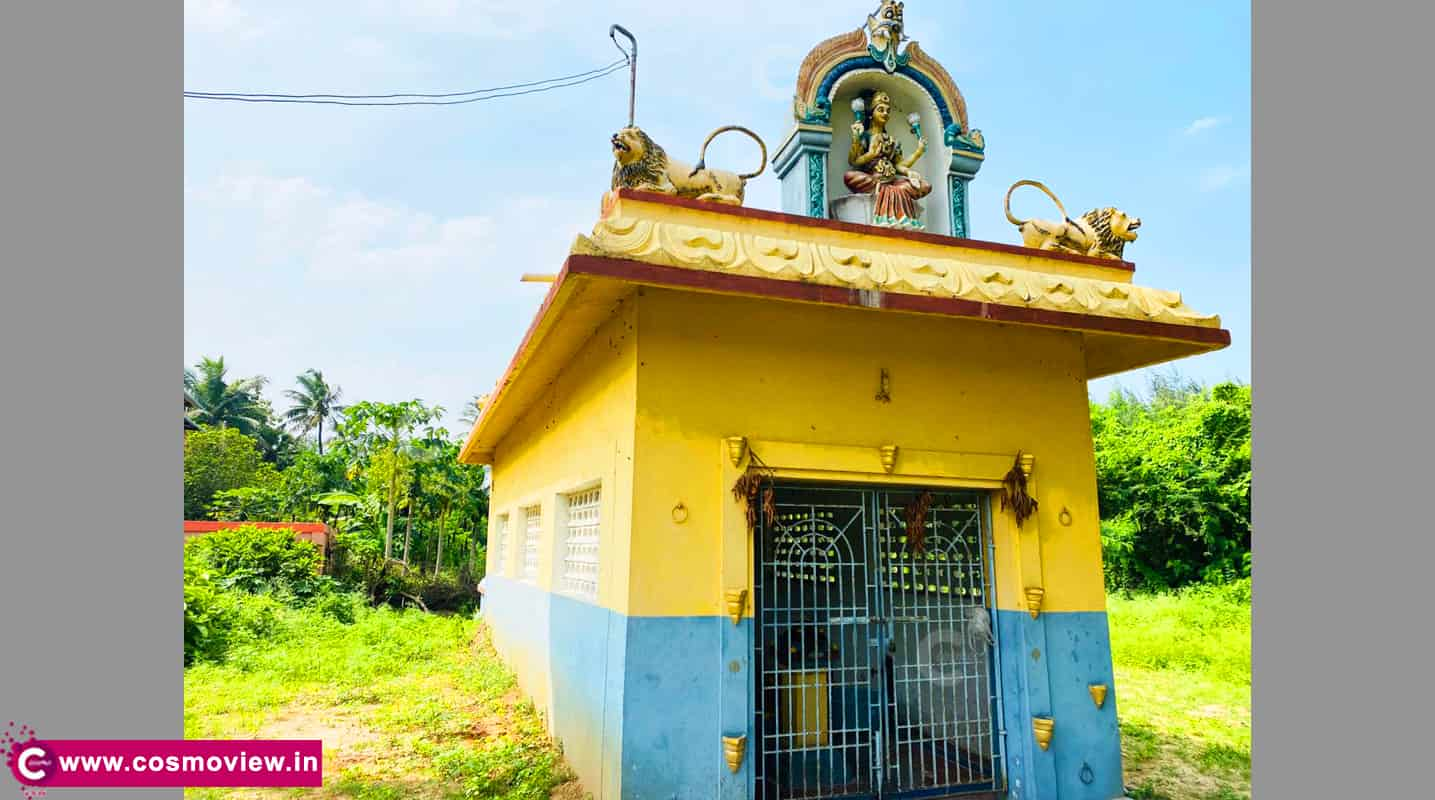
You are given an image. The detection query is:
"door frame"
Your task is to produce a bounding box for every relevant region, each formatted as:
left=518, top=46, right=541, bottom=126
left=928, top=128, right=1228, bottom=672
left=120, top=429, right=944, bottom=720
left=718, top=437, right=1043, bottom=800
left=751, top=482, right=1005, bottom=799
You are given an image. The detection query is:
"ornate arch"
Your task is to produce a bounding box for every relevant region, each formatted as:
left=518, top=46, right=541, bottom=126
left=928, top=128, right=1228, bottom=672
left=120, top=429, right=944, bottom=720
left=793, top=29, right=973, bottom=148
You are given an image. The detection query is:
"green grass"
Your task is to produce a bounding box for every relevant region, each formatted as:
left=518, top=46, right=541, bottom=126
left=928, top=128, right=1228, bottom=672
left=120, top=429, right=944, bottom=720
left=1109, top=579, right=1251, bottom=800
left=186, top=582, right=1249, bottom=800
left=184, top=601, right=577, bottom=800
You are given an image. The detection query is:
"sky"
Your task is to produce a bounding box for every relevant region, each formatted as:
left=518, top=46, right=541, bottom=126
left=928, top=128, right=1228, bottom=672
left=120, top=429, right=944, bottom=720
left=184, top=0, right=1251, bottom=435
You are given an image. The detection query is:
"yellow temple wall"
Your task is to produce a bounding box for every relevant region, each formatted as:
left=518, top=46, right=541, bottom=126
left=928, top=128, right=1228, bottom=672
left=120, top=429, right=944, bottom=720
left=485, top=299, right=639, bottom=704
left=628, top=286, right=1108, bottom=619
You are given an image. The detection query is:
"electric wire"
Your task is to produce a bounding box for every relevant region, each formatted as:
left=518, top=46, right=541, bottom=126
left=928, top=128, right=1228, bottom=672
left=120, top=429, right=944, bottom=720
left=184, top=58, right=629, bottom=106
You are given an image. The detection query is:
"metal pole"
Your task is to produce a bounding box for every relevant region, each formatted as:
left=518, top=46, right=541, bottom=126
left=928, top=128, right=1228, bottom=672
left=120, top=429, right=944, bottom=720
left=609, top=24, right=637, bottom=127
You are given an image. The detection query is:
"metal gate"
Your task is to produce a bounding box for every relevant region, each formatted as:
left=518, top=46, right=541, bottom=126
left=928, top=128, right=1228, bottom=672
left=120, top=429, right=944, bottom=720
left=753, top=484, right=1004, bottom=800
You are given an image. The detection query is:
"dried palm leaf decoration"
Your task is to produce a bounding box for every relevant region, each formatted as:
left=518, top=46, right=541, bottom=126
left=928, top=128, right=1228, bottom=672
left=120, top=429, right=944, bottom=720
left=1000, top=450, right=1038, bottom=527
left=731, top=450, right=778, bottom=533
left=904, top=489, right=935, bottom=555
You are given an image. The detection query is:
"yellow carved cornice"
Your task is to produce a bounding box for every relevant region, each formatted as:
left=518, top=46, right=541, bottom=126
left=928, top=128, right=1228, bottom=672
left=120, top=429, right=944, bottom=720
left=576, top=214, right=1221, bottom=330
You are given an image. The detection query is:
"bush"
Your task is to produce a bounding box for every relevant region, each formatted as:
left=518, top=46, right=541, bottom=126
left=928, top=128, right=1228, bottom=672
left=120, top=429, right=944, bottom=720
left=1092, top=377, right=1251, bottom=591
left=323, top=528, right=478, bottom=612
left=184, top=525, right=370, bottom=664
left=183, top=569, right=286, bottom=665
left=207, top=486, right=285, bottom=522
left=185, top=525, right=325, bottom=598
left=184, top=427, right=280, bottom=519
left=309, top=590, right=361, bottom=624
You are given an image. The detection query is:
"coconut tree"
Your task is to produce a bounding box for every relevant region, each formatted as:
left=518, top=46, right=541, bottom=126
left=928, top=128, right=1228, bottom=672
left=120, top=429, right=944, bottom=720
left=283, top=369, right=344, bottom=455
left=252, top=423, right=301, bottom=468
left=435, top=456, right=466, bottom=578
left=183, top=357, right=270, bottom=435
left=458, top=394, right=488, bottom=427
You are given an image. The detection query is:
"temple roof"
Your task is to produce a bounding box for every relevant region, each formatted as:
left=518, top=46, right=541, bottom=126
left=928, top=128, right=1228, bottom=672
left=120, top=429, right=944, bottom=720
left=458, top=190, right=1229, bottom=464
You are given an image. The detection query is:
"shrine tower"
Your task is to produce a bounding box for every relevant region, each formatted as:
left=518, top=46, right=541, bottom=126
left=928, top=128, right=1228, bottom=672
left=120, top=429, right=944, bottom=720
left=774, top=1, right=985, bottom=236
left=461, top=5, right=1228, bottom=800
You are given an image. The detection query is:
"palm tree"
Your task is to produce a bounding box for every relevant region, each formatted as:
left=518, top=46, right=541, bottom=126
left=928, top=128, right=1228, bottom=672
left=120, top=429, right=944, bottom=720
left=183, top=356, right=270, bottom=435
left=252, top=424, right=300, bottom=468
left=283, top=369, right=344, bottom=454
left=458, top=394, right=488, bottom=427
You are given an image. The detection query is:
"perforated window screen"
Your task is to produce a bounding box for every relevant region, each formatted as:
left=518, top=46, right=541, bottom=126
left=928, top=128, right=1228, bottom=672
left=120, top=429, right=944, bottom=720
left=521, top=506, right=541, bottom=582
left=493, top=515, right=509, bottom=576
left=561, top=488, right=601, bottom=600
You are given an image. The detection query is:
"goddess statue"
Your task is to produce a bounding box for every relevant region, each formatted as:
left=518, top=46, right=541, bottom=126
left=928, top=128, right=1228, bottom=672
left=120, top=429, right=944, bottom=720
left=843, top=90, right=931, bottom=227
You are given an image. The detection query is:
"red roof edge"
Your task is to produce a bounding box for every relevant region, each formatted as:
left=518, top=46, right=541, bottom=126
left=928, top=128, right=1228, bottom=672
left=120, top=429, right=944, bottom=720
left=183, top=520, right=328, bottom=534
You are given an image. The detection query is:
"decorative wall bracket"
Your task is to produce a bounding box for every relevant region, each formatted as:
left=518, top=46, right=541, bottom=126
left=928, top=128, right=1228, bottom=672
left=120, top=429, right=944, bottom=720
left=1032, top=717, right=1054, bottom=751
left=722, top=734, right=747, bottom=773
left=1024, top=586, right=1046, bottom=619
left=878, top=444, right=899, bottom=473
left=724, top=588, right=748, bottom=625
left=1089, top=684, right=1108, bottom=709
left=725, top=436, right=748, bottom=468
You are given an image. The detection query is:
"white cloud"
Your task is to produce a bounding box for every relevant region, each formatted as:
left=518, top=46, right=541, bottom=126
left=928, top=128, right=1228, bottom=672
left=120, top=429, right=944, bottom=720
left=1184, top=115, right=1229, bottom=136
left=185, top=170, right=598, bottom=431
left=185, top=0, right=261, bottom=37
left=196, top=173, right=498, bottom=280
left=1198, top=163, right=1250, bottom=192
left=357, top=0, right=566, bottom=39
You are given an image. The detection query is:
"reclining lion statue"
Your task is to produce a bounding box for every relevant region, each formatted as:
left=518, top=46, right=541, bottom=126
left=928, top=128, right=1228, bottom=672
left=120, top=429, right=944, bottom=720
left=1004, top=179, right=1141, bottom=261
left=610, top=125, right=767, bottom=206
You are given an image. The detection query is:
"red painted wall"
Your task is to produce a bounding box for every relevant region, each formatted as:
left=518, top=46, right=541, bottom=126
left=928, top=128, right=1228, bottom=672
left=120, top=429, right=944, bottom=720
left=182, top=520, right=331, bottom=567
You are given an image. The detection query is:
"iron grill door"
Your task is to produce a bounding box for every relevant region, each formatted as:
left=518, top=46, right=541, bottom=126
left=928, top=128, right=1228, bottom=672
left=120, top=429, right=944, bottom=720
left=754, top=484, right=1002, bottom=800
left=873, top=489, right=1002, bottom=797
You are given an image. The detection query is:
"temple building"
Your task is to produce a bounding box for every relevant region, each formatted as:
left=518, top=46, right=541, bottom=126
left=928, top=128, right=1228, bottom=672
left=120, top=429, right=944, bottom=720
left=460, top=5, right=1228, bottom=800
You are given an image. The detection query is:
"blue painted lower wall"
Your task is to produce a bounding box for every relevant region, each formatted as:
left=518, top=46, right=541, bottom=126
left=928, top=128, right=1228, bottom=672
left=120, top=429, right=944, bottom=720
left=996, top=610, right=1124, bottom=800
left=484, top=577, right=1124, bottom=800
left=484, top=576, right=630, bottom=800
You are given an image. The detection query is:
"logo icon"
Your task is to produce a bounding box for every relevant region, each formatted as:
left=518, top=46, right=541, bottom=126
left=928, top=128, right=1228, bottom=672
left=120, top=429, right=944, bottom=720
left=4, top=723, right=51, bottom=799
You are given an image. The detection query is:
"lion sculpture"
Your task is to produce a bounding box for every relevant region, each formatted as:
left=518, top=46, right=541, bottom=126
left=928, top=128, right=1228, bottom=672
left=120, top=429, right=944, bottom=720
left=610, top=125, right=767, bottom=206
left=1003, top=180, right=1141, bottom=261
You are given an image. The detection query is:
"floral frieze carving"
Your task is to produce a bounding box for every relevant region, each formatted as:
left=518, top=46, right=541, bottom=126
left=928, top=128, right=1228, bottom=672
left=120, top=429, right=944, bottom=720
left=576, top=215, right=1221, bottom=329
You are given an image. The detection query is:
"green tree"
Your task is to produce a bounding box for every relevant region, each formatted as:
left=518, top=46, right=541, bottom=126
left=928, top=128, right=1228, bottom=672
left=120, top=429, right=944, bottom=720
left=251, top=421, right=301, bottom=469
left=340, top=400, right=443, bottom=561
left=283, top=369, right=344, bottom=455
left=277, top=450, right=351, bottom=521
left=1091, top=376, right=1251, bottom=590
left=184, top=357, right=270, bottom=435
left=403, top=434, right=463, bottom=576
left=184, top=427, right=280, bottom=519
left=208, top=486, right=284, bottom=521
